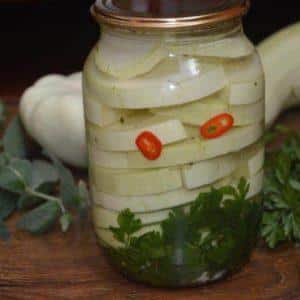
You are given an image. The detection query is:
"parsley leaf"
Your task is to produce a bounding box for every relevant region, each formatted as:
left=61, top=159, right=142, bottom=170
left=110, top=209, right=142, bottom=244
left=262, top=127, right=300, bottom=248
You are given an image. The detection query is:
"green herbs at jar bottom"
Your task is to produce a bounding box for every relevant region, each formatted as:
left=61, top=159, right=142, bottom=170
left=97, top=178, right=262, bottom=287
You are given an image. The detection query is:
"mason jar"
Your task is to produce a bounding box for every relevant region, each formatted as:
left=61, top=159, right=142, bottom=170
left=83, top=0, right=265, bottom=287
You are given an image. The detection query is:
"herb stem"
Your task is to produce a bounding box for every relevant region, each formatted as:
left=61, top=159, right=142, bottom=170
left=26, top=188, right=66, bottom=214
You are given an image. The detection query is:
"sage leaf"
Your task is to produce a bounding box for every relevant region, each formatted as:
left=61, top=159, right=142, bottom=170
left=0, top=165, right=26, bottom=193
left=3, top=116, right=27, bottom=159
left=0, top=159, right=32, bottom=193
left=31, top=160, right=59, bottom=189
left=0, top=220, right=10, bottom=241
left=49, top=153, right=78, bottom=208
left=17, top=183, right=55, bottom=210
left=17, top=201, right=61, bottom=234
left=9, top=159, right=32, bottom=186
left=0, top=190, right=18, bottom=220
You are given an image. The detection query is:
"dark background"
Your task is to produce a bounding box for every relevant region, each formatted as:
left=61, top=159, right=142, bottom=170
left=0, top=0, right=299, bottom=97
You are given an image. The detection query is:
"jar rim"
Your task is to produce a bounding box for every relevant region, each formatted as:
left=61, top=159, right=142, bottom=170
left=91, top=0, right=250, bottom=29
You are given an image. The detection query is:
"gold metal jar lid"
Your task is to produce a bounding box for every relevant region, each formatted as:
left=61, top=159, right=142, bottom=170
left=91, top=0, right=250, bottom=29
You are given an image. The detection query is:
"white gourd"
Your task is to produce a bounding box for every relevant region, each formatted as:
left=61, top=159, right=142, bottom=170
left=258, top=22, right=300, bottom=127
left=20, top=73, right=87, bottom=168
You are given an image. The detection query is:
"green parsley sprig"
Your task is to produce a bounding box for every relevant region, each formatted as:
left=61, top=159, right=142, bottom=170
left=262, top=125, right=300, bottom=248
left=108, top=179, right=261, bottom=286
left=0, top=101, right=89, bottom=240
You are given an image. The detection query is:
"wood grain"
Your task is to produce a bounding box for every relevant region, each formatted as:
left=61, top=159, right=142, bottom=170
left=0, top=97, right=300, bottom=300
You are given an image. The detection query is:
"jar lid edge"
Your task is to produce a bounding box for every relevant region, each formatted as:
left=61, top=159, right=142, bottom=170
left=92, top=0, right=250, bottom=29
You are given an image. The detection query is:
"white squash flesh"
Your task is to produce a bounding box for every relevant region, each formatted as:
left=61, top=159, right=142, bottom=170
left=169, top=33, right=255, bottom=58
left=181, top=154, right=239, bottom=189
left=92, top=169, right=263, bottom=214
left=229, top=78, right=264, bottom=105
left=151, top=91, right=264, bottom=126
left=239, top=144, right=265, bottom=177
left=93, top=186, right=207, bottom=213
left=294, top=85, right=300, bottom=100
left=89, top=123, right=264, bottom=169
left=94, top=30, right=166, bottom=79
left=224, top=54, right=264, bottom=82
left=224, top=54, right=265, bottom=105
left=93, top=170, right=263, bottom=229
left=86, top=114, right=188, bottom=151
left=91, top=143, right=263, bottom=201
left=181, top=153, right=237, bottom=189
left=91, top=166, right=183, bottom=196
left=85, top=54, right=226, bottom=109
left=84, top=93, right=134, bottom=128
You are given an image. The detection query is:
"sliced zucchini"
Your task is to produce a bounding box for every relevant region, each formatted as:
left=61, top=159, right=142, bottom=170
left=83, top=88, right=133, bottom=127
left=181, top=153, right=237, bottom=189
left=93, top=186, right=205, bottom=213
left=86, top=54, right=226, bottom=109
left=224, top=54, right=264, bottom=82
left=229, top=78, right=265, bottom=105
left=237, top=144, right=265, bottom=178
left=151, top=91, right=264, bottom=126
left=89, top=123, right=263, bottom=169
left=91, top=166, right=183, bottom=196
left=86, top=114, right=188, bottom=151
left=169, top=33, right=254, bottom=58
left=94, top=30, right=166, bottom=79
left=92, top=170, right=264, bottom=231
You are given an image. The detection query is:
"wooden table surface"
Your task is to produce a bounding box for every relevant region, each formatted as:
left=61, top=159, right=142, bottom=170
left=1, top=84, right=300, bottom=300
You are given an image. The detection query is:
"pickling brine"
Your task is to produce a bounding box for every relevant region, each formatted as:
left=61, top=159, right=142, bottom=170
left=83, top=0, right=264, bottom=287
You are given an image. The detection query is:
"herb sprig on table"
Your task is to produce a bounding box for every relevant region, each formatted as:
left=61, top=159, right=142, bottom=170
left=0, top=102, right=89, bottom=240
left=262, top=126, right=300, bottom=248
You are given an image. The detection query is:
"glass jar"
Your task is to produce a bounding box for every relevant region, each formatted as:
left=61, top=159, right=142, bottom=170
left=83, top=0, right=265, bottom=288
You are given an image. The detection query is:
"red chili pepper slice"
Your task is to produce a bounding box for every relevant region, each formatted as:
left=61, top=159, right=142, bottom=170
left=200, top=113, right=234, bottom=139
left=136, top=131, right=162, bottom=160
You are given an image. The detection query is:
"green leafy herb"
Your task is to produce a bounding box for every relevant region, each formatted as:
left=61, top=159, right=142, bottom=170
left=110, top=209, right=142, bottom=245
left=106, top=179, right=261, bottom=287
left=0, top=100, right=89, bottom=240
left=31, top=160, right=59, bottom=189
left=0, top=160, right=30, bottom=193
left=17, top=201, right=61, bottom=234
left=262, top=126, right=300, bottom=248
left=0, top=190, right=18, bottom=220
left=3, top=116, right=27, bottom=159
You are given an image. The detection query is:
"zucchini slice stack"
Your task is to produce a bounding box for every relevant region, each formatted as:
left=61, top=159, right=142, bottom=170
left=83, top=30, right=265, bottom=248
